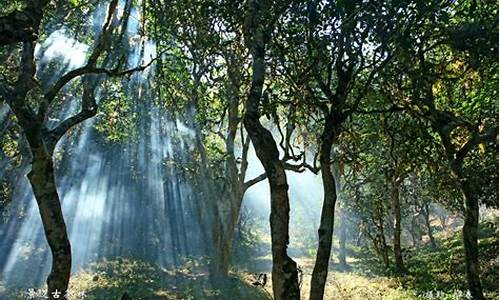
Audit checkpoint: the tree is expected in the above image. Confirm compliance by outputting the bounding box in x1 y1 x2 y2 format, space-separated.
268 1 394 296
242 0 301 298
149 0 271 277
0 1 155 297
383 1 498 297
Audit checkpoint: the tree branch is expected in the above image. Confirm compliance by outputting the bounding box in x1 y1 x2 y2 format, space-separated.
455 125 498 163
47 59 157 144
243 172 267 192
44 56 159 103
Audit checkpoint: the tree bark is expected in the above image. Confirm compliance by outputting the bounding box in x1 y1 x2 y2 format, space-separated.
26 132 71 300
391 178 404 273
459 177 484 300
1 3 123 298
244 97 300 300
210 53 246 277
243 4 300 296
309 116 337 300
211 187 244 277
436 127 486 300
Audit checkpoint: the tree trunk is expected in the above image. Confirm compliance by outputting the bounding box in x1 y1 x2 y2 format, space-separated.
211 188 244 277
438 127 485 300
378 217 390 269
409 215 421 248
380 237 390 269
243 12 300 298
310 118 337 300
28 143 71 300
459 178 484 300
338 211 347 268
244 95 300 300
422 203 436 249
391 179 404 273
210 57 244 277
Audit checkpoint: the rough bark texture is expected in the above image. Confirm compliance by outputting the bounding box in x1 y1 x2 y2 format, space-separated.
391 178 404 273
309 116 337 300
243 1 300 297
28 143 71 300
4 42 73 299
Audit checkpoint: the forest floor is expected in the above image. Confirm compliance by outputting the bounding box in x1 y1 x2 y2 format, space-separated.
256 220 498 300
1 221 497 300
2 257 271 300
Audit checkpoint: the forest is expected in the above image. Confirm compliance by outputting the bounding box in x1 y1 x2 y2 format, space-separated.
0 0 498 300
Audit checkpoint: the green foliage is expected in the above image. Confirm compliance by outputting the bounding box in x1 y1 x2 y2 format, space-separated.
94 82 138 143
0 0 24 14
401 222 499 299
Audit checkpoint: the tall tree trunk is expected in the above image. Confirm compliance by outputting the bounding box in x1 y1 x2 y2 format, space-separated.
211 56 244 277
243 6 300 297
459 178 484 300
380 236 390 269
310 118 338 300
391 178 404 273
422 203 436 249
243 112 300 299
27 139 71 299
437 127 485 300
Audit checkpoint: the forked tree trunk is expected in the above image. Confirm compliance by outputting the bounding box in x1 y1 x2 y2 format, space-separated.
243 8 300 296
